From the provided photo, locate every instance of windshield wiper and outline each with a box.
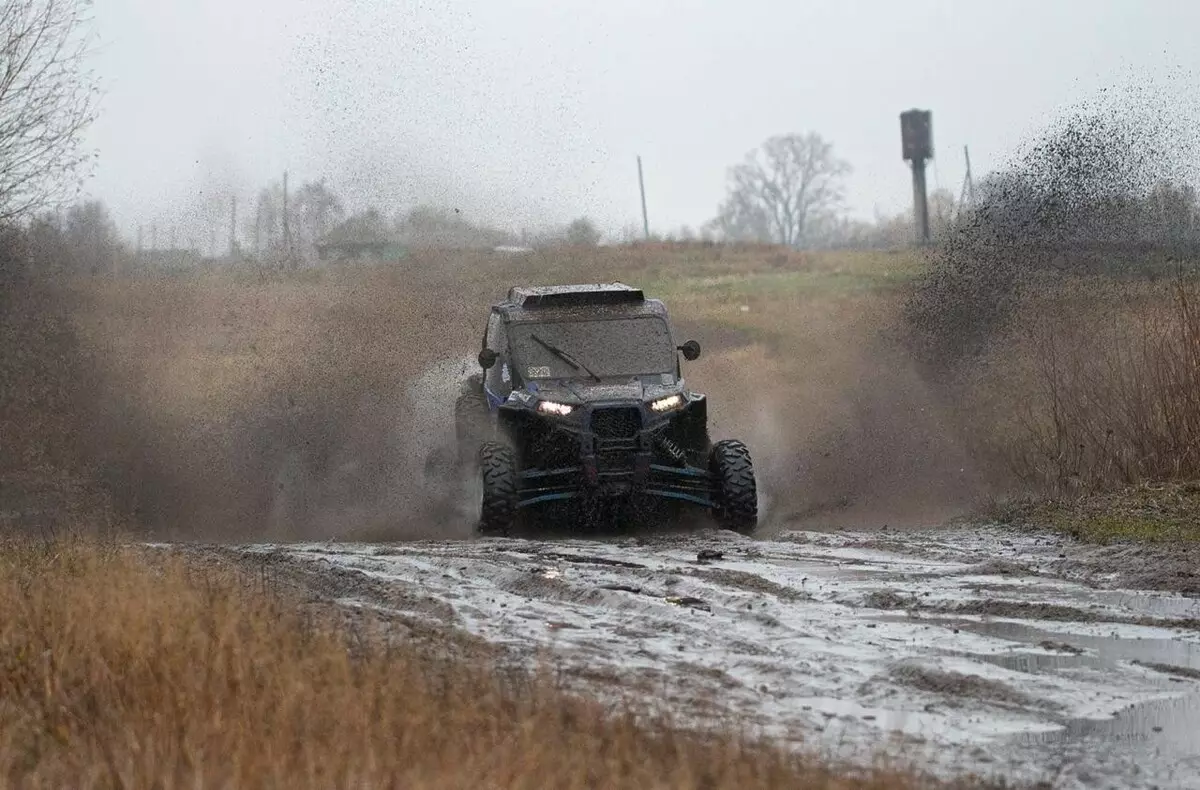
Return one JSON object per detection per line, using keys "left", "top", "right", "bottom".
{"left": 530, "top": 333, "right": 601, "bottom": 382}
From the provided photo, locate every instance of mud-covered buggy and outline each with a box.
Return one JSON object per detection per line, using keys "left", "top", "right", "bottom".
{"left": 453, "top": 283, "right": 758, "bottom": 535}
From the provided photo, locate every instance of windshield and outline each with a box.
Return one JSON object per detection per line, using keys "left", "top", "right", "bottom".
{"left": 508, "top": 318, "right": 675, "bottom": 381}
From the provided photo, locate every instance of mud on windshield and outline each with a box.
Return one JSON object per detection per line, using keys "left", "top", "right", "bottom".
{"left": 508, "top": 317, "right": 676, "bottom": 381}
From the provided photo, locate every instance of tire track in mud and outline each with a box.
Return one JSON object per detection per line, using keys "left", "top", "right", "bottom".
{"left": 231, "top": 527, "right": 1200, "bottom": 790}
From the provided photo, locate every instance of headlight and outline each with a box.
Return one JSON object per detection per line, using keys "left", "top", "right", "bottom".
{"left": 537, "top": 399, "right": 574, "bottom": 416}
{"left": 649, "top": 394, "right": 684, "bottom": 413}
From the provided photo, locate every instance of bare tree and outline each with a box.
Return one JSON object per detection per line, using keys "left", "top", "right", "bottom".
{"left": 292, "top": 179, "right": 345, "bottom": 248}
{"left": 247, "top": 184, "right": 284, "bottom": 255}
{"left": 25, "top": 198, "right": 122, "bottom": 275}
{"left": 564, "top": 217, "right": 600, "bottom": 246}
{"left": 63, "top": 198, "right": 118, "bottom": 273}
{"left": 712, "top": 132, "right": 850, "bottom": 248}
{"left": 0, "top": 0, "right": 97, "bottom": 220}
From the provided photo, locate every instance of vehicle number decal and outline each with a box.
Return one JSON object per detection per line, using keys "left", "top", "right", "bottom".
{"left": 527, "top": 365, "right": 551, "bottom": 379}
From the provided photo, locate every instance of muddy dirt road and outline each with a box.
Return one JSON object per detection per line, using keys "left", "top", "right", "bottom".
{"left": 227, "top": 526, "right": 1200, "bottom": 790}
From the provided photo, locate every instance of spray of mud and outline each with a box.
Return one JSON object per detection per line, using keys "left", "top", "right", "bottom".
{"left": 898, "top": 77, "right": 1200, "bottom": 499}
{"left": 908, "top": 80, "right": 1200, "bottom": 366}
{"left": 691, "top": 318, "right": 989, "bottom": 533}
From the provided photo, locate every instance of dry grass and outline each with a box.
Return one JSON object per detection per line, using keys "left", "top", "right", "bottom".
{"left": 967, "top": 275, "right": 1200, "bottom": 494}
{"left": 0, "top": 533, "right": 951, "bottom": 790}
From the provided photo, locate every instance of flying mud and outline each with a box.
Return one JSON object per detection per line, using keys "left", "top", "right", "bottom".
{"left": 223, "top": 526, "right": 1200, "bottom": 790}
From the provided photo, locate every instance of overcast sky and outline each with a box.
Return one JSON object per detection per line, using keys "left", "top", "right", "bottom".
{"left": 82, "top": 0, "right": 1200, "bottom": 245}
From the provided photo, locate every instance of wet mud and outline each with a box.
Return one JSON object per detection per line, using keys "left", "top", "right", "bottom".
{"left": 214, "top": 526, "right": 1200, "bottom": 789}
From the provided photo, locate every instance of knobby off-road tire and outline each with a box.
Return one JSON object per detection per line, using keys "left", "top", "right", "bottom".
{"left": 455, "top": 392, "right": 491, "bottom": 464}
{"left": 710, "top": 439, "right": 758, "bottom": 535}
{"left": 477, "top": 441, "right": 518, "bottom": 536}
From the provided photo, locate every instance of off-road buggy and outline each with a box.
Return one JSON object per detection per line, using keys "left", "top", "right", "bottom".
{"left": 454, "top": 283, "right": 757, "bottom": 535}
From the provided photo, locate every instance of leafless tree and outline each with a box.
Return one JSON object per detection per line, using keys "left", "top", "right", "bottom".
{"left": 25, "top": 198, "right": 122, "bottom": 274}
{"left": 292, "top": 179, "right": 345, "bottom": 248}
{"left": 712, "top": 132, "right": 850, "bottom": 248}
{"left": 0, "top": 0, "right": 98, "bottom": 221}
{"left": 564, "top": 217, "right": 600, "bottom": 247}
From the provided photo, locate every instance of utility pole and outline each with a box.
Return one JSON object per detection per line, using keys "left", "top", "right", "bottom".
{"left": 900, "top": 109, "right": 934, "bottom": 245}
{"left": 136, "top": 225, "right": 143, "bottom": 258}
{"left": 637, "top": 155, "right": 649, "bottom": 240}
{"left": 957, "top": 145, "right": 976, "bottom": 219}
{"left": 151, "top": 223, "right": 157, "bottom": 252}
{"left": 964, "top": 145, "right": 976, "bottom": 206}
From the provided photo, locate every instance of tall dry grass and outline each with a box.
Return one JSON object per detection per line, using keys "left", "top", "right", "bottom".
{"left": 0, "top": 534, "right": 945, "bottom": 790}
{"left": 969, "top": 275, "right": 1200, "bottom": 493}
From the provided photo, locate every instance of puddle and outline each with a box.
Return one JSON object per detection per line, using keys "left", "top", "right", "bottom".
{"left": 974, "top": 651, "right": 1110, "bottom": 674}
{"left": 958, "top": 618, "right": 1200, "bottom": 672}
{"left": 1019, "top": 692, "right": 1200, "bottom": 752}
{"left": 1091, "top": 589, "right": 1200, "bottom": 619}
{"left": 763, "top": 556, "right": 894, "bottom": 581}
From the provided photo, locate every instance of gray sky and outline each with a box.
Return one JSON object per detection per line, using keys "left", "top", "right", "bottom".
{"left": 82, "top": 0, "right": 1200, "bottom": 245}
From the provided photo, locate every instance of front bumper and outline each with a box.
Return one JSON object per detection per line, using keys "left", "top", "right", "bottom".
{"left": 518, "top": 462, "right": 714, "bottom": 509}
{"left": 505, "top": 401, "right": 714, "bottom": 509}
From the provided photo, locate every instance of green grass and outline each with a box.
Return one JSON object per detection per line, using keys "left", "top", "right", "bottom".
{"left": 640, "top": 249, "right": 924, "bottom": 303}
{"left": 997, "top": 482, "right": 1200, "bottom": 543}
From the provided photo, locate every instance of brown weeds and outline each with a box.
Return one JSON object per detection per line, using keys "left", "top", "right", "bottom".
{"left": 971, "top": 275, "right": 1200, "bottom": 493}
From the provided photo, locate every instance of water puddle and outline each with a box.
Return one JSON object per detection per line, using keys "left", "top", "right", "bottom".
{"left": 1090, "top": 589, "right": 1200, "bottom": 619}
{"left": 974, "top": 650, "right": 1110, "bottom": 674}
{"left": 958, "top": 618, "right": 1200, "bottom": 671}
{"left": 1018, "top": 692, "right": 1200, "bottom": 752}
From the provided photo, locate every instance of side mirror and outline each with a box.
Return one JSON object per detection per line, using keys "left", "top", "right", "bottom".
{"left": 478, "top": 348, "right": 499, "bottom": 370}
{"left": 678, "top": 340, "right": 701, "bottom": 361}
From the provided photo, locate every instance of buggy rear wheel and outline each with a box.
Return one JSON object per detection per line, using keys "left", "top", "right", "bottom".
{"left": 710, "top": 439, "right": 757, "bottom": 535}
{"left": 477, "top": 441, "right": 518, "bottom": 536}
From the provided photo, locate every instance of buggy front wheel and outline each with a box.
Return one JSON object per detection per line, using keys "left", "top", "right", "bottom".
{"left": 710, "top": 439, "right": 758, "bottom": 535}
{"left": 477, "top": 441, "right": 518, "bottom": 536}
